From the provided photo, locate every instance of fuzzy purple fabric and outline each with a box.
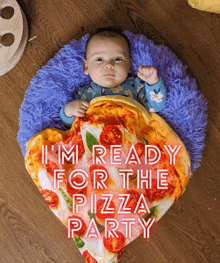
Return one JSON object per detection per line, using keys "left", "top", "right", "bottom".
{"left": 17, "top": 31, "right": 207, "bottom": 173}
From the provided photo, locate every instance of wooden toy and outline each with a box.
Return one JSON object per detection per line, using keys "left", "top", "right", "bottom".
{"left": 0, "top": 0, "right": 28, "bottom": 76}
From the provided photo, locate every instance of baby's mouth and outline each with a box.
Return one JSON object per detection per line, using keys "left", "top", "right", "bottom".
{"left": 104, "top": 74, "right": 115, "bottom": 78}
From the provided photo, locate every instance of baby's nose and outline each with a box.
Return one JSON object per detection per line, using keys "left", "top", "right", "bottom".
{"left": 105, "top": 61, "right": 114, "bottom": 68}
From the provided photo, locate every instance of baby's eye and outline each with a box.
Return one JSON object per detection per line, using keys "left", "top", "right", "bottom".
{"left": 96, "top": 58, "right": 103, "bottom": 62}
{"left": 115, "top": 57, "right": 122, "bottom": 62}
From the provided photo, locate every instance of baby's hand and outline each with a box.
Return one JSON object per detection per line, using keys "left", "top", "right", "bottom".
{"left": 137, "top": 65, "right": 159, "bottom": 85}
{"left": 64, "top": 100, "right": 90, "bottom": 117}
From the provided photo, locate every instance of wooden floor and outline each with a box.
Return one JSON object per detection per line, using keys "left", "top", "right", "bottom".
{"left": 1, "top": 0, "right": 220, "bottom": 262}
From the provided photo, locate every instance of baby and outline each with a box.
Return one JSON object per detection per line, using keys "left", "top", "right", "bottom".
{"left": 60, "top": 28, "right": 167, "bottom": 126}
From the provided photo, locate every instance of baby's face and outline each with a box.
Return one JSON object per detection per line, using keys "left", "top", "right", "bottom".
{"left": 84, "top": 36, "right": 131, "bottom": 88}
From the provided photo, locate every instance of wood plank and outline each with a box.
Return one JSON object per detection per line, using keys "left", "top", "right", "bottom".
{"left": 0, "top": 0, "right": 219, "bottom": 262}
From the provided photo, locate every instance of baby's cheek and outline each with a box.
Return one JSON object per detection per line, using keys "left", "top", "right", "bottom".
{"left": 90, "top": 68, "right": 102, "bottom": 83}
{"left": 92, "top": 67, "right": 102, "bottom": 76}
{"left": 120, "top": 68, "right": 129, "bottom": 80}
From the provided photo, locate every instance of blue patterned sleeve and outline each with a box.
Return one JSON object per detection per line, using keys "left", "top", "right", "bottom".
{"left": 135, "top": 76, "right": 167, "bottom": 112}
{"left": 59, "top": 87, "right": 82, "bottom": 127}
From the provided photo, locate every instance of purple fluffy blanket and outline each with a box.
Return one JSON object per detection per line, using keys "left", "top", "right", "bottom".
{"left": 17, "top": 31, "right": 207, "bottom": 173}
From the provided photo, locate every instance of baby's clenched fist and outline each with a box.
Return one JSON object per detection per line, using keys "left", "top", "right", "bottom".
{"left": 64, "top": 100, "right": 90, "bottom": 117}
{"left": 137, "top": 65, "right": 159, "bottom": 85}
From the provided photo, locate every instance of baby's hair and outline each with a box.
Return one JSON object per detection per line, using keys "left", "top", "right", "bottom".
{"left": 85, "top": 27, "right": 131, "bottom": 58}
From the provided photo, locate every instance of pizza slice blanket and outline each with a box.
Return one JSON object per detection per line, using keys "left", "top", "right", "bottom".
{"left": 25, "top": 96, "right": 191, "bottom": 263}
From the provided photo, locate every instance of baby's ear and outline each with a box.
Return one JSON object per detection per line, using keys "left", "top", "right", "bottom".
{"left": 83, "top": 59, "right": 89, "bottom": 75}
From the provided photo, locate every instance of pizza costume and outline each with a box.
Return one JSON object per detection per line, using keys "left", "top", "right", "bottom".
{"left": 25, "top": 96, "right": 191, "bottom": 263}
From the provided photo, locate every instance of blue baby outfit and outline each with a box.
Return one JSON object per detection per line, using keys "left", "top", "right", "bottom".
{"left": 60, "top": 76, "right": 166, "bottom": 126}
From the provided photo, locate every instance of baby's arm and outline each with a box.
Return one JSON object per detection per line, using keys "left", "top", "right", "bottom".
{"left": 60, "top": 89, "right": 89, "bottom": 127}
{"left": 136, "top": 66, "right": 167, "bottom": 112}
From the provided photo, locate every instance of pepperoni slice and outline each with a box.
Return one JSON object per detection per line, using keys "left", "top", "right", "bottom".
{"left": 89, "top": 164, "right": 110, "bottom": 188}
{"left": 125, "top": 189, "right": 141, "bottom": 213}
{"left": 145, "top": 178, "right": 174, "bottom": 201}
{"left": 68, "top": 215, "right": 87, "bottom": 235}
{"left": 41, "top": 189, "right": 59, "bottom": 208}
{"left": 46, "top": 160, "right": 59, "bottom": 176}
{"left": 67, "top": 175, "right": 87, "bottom": 198}
{"left": 103, "top": 231, "right": 125, "bottom": 253}
{"left": 69, "top": 134, "right": 85, "bottom": 159}
{"left": 96, "top": 199, "right": 116, "bottom": 219}
{"left": 100, "top": 125, "right": 122, "bottom": 148}
{"left": 82, "top": 250, "right": 98, "bottom": 263}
